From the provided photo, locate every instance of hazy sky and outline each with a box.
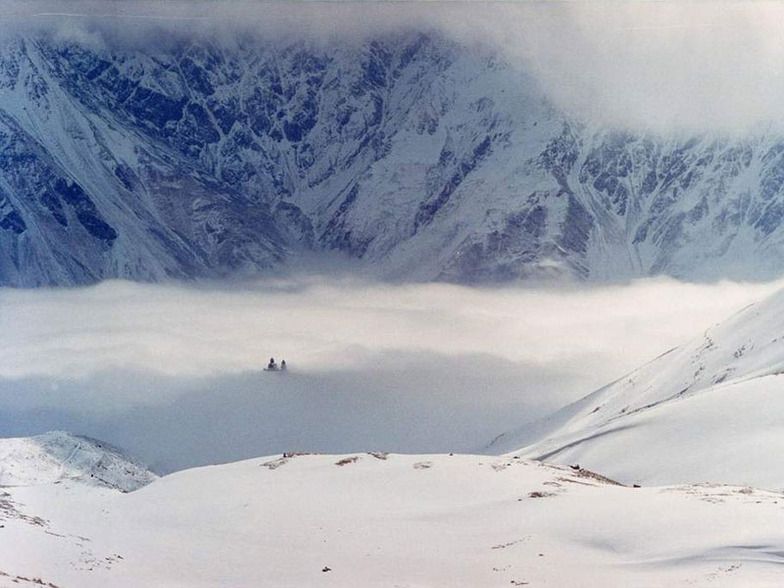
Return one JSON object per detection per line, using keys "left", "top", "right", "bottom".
{"left": 0, "top": 277, "right": 781, "bottom": 472}
{"left": 2, "top": 1, "right": 783, "bottom": 135}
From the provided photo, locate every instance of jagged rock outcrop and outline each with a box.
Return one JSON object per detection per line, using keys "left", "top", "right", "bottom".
{"left": 2, "top": 30, "right": 784, "bottom": 285}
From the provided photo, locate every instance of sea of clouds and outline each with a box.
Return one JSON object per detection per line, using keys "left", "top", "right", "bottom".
{"left": 0, "top": 0, "right": 782, "bottom": 471}
{"left": 0, "top": 276, "right": 780, "bottom": 473}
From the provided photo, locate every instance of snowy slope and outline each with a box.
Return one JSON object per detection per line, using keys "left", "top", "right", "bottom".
{"left": 5, "top": 29, "right": 784, "bottom": 284}
{"left": 3, "top": 450, "right": 784, "bottom": 587}
{"left": 0, "top": 431, "right": 156, "bottom": 492}
{"left": 500, "top": 286, "right": 784, "bottom": 489}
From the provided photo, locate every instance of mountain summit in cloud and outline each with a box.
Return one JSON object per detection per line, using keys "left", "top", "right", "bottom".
{"left": 4, "top": 6, "right": 784, "bottom": 285}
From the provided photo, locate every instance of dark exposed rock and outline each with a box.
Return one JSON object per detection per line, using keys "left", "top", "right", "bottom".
{"left": 0, "top": 30, "right": 783, "bottom": 287}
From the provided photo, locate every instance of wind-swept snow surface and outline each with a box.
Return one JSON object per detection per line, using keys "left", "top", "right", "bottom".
{"left": 504, "top": 286, "right": 784, "bottom": 489}
{"left": 2, "top": 450, "right": 784, "bottom": 587}
{"left": 2, "top": 282, "right": 784, "bottom": 585}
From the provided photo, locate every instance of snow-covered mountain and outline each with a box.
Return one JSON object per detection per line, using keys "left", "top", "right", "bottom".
{"left": 3, "top": 447, "right": 784, "bottom": 587}
{"left": 0, "top": 431, "right": 156, "bottom": 491}
{"left": 496, "top": 286, "right": 784, "bottom": 489}
{"left": 5, "top": 29, "right": 784, "bottom": 285}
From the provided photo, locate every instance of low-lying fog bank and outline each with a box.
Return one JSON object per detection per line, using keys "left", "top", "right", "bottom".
{"left": 0, "top": 276, "right": 780, "bottom": 473}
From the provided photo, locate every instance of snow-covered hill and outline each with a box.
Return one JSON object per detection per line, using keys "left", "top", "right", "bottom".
{"left": 2, "top": 449, "right": 784, "bottom": 587}
{"left": 5, "top": 28, "right": 784, "bottom": 284}
{"left": 0, "top": 431, "right": 156, "bottom": 492}
{"left": 499, "top": 286, "right": 784, "bottom": 489}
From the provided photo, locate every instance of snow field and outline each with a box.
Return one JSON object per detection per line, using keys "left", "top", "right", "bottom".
{"left": 2, "top": 452, "right": 784, "bottom": 587}
{"left": 509, "top": 286, "right": 784, "bottom": 489}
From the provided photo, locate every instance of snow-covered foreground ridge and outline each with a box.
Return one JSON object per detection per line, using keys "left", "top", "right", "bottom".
{"left": 3, "top": 447, "right": 784, "bottom": 587}
{"left": 0, "top": 431, "right": 156, "bottom": 491}
{"left": 500, "top": 285, "right": 784, "bottom": 489}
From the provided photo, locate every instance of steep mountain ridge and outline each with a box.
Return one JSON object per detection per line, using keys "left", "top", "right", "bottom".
{"left": 3, "top": 30, "right": 784, "bottom": 285}
{"left": 498, "top": 287, "right": 784, "bottom": 488}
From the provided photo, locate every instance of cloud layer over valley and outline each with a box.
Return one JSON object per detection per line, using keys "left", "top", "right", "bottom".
{"left": 0, "top": 277, "right": 780, "bottom": 472}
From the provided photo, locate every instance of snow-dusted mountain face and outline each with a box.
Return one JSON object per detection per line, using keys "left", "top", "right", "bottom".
{"left": 498, "top": 287, "right": 784, "bottom": 489}
{"left": 0, "top": 431, "right": 156, "bottom": 491}
{"left": 4, "top": 28, "right": 784, "bottom": 285}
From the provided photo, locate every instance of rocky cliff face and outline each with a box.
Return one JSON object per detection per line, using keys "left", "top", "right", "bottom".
{"left": 1, "top": 30, "right": 784, "bottom": 286}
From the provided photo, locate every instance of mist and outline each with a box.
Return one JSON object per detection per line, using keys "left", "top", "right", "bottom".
{"left": 1, "top": 277, "right": 781, "bottom": 473}
{"left": 1, "top": 1, "right": 783, "bottom": 472}
{"left": 1, "top": 1, "right": 783, "bottom": 136}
